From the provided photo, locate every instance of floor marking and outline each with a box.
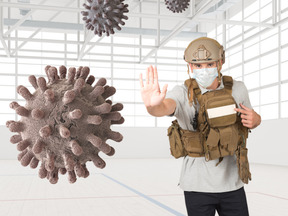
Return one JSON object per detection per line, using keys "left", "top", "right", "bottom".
{"left": 102, "top": 173, "right": 185, "bottom": 216}
{"left": 247, "top": 192, "right": 288, "bottom": 201}
{"left": 0, "top": 194, "right": 183, "bottom": 202}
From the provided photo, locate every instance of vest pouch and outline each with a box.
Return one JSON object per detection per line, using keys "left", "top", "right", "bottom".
{"left": 205, "top": 97, "right": 237, "bottom": 128}
{"left": 235, "top": 147, "right": 252, "bottom": 184}
{"left": 218, "top": 124, "right": 238, "bottom": 157}
{"left": 206, "top": 128, "right": 221, "bottom": 160}
{"left": 181, "top": 130, "right": 203, "bottom": 156}
{"left": 167, "top": 120, "right": 187, "bottom": 159}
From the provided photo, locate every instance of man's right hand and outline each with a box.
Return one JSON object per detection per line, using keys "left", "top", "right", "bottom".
{"left": 139, "top": 65, "right": 168, "bottom": 108}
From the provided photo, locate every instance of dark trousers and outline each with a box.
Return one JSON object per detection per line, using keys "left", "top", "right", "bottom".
{"left": 184, "top": 187, "right": 249, "bottom": 216}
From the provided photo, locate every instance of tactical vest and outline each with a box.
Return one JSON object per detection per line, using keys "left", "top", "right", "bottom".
{"left": 167, "top": 76, "right": 252, "bottom": 184}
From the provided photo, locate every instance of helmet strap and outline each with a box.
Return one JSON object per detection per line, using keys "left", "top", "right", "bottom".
{"left": 217, "top": 60, "right": 222, "bottom": 85}
{"left": 187, "top": 64, "right": 191, "bottom": 79}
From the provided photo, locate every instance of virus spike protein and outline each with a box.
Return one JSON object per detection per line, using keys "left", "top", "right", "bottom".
{"left": 164, "top": 0, "right": 190, "bottom": 13}
{"left": 81, "top": 0, "right": 129, "bottom": 37}
{"left": 7, "top": 65, "right": 124, "bottom": 184}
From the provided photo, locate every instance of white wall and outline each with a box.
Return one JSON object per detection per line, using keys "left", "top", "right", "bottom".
{"left": 246, "top": 118, "right": 288, "bottom": 166}
{"left": 1, "top": 119, "right": 288, "bottom": 166}
{"left": 0, "top": 126, "right": 170, "bottom": 160}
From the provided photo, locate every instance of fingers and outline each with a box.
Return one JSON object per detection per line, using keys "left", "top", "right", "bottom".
{"left": 235, "top": 107, "right": 248, "bottom": 115}
{"left": 154, "top": 66, "right": 161, "bottom": 91}
{"left": 239, "top": 112, "right": 253, "bottom": 128}
{"left": 235, "top": 103, "right": 251, "bottom": 114}
{"left": 146, "top": 67, "right": 150, "bottom": 86}
{"left": 241, "top": 114, "right": 247, "bottom": 119}
{"left": 242, "top": 120, "right": 252, "bottom": 128}
{"left": 236, "top": 104, "right": 257, "bottom": 129}
{"left": 154, "top": 66, "right": 158, "bottom": 84}
{"left": 241, "top": 118, "right": 251, "bottom": 124}
{"left": 242, "top": 123, "right": 251, "bottom": 128}
{"left": 239, "top": 103, "right": 250, "bottom": 111}
{"left": 161, "top": 84, "right": 168, "bottom": 96}
{"left": 139, "top": 73, "right": 144, "bottom": 88}
{"left": 143, "top": 65, "right": 162, "bottom": 91}
{"left": 149, "top": 65, "right": 154, "bottom": 85}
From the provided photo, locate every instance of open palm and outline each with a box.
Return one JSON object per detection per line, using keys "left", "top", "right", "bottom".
{"left": 139, "top": 66, "right": 168, "bottom": 107}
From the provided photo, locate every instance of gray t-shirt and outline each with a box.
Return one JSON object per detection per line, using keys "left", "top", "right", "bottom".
{"left": 166, "top": 78, "right": 252, "bottom": 193}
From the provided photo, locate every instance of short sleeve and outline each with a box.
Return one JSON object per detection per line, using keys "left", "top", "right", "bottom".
{"left": 232, "top": 80, "right": 253, "bottom": 110}
{"left": 165, "top": 85, "right": 186, "bottom": 118}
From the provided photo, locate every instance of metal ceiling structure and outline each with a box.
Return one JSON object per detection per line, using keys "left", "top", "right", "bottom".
{"left": 0, "top": 0, "right": 286, "bottom": 63}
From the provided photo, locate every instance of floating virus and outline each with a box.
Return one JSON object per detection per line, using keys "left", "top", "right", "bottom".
{"left": 6, "top": 65, "right": 124, "bottom": 184}
{"left": 164, "top": 0, "right": 190, "bottom": 13}
{"left": 81, "top": 0, "right": 129, "bottom": 37}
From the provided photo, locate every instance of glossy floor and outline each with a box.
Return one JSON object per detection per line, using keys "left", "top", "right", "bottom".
{"left": 0, "top": 159, "right": 287, "bottom": 216}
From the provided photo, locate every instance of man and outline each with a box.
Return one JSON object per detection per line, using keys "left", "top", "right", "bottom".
{"left": 139, "top": 37, "right": 261, "bottom": 216}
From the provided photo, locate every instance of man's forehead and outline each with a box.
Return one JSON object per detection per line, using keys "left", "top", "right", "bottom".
{"left": 191, "top": 61, "right": 217, "bottom": 65}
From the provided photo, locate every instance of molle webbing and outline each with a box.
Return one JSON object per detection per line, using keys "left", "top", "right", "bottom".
{"left": 185, "top": 73, "right": 228, "bottom": 106}
{"left": 223, "top": 75, "right": 233, "bottom": 95}
{"left": 168, "top": 76, "right": 252, "bottom": 184}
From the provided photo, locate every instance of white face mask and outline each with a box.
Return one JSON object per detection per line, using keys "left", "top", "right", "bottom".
{"left": 192, "top": 67, "right": 218, "bottom": 89}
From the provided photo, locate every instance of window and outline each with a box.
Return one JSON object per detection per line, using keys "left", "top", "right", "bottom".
{"left": 261, "top": 103, "right": 278, "bottom": 120}
{"left": 281, "top": 102, "right": 288, "bottom": 118}
{"left": 260, "top": 51, "right": 278, "bottom": 69}
{"left": 281, "top": 83, "right": 288, "bottom": 101}
{"left": 244, "top": 43, "right": 259, "bottom": 60}
{"left": 249, "top": 90, "right": 260, "bottom": 107}
{"left": 260, "top": 65, "right": 278, "bottom": 86}
{"left": 260, "top": 86, "right": 278, "bottom": 105}
{"left": 244, "top": 72, "right": 259, "bottom": 90}
{"left": 281, "top": 61, "right": 288, "bottom": 81}
{"left": 244, "top": 59, "right": 260, "bottom": 74}
{"left": 260, "top": 34, "right": 278, "bottom": 54}
{"left": 281, "top": 29, "right": 288, "bottom": 45}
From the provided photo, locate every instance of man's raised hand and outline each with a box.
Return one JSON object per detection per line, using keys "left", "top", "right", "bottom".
{"left": 139, "top": 65, "right": 168, "bottom": 107}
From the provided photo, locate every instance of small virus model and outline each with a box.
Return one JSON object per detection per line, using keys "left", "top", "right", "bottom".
{"left": 6, "top": 65, "right": 124, "bottom": 184}
{"left": 164, "top": 0, "right": 190, "bottom": 13}
{"left": 81, "top": 0, "right": 129, "bottom": 37}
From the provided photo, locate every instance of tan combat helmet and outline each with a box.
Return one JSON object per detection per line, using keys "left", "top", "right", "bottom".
{"left": 184, "top": 37, "right": 225, "bottom": 65}
{"left": 184, "top": 37, "right": 225, "bottom": 84}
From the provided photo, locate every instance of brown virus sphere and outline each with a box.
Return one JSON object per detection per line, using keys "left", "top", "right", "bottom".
{"left": 6, "top": 65, "right": 124, "bottom": 184}
{"left": 81, "top": 0, "right": 129, "bottom": 37}
{"left": 164, "top": 0, "right": 190, "bottom": 13}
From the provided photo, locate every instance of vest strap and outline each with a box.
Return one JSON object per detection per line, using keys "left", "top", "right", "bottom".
{"left": 222, "top": 75, "right": 233, "bottom": 95}
{"left": 185, "top": 74, "right": 233, "bottom": 105}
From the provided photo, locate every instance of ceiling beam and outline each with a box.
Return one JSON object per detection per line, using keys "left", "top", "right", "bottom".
{"left": 0, "top": 35, "right": 10, "bottom": 57}
{"left": 0, "top": 5, "right": 10, "bottom": 57}
{"left": 197, "top": 18, "right": 273, "bottom": 28}
{"left": 4, "top": 0, "right": 47, "bottom": 37}
{"left": 78, "top": 31, "right": 95, "bottom": 61}
{"left": 79, "top": 37, "right": 105, "bottom": 60}
{"left": 0, "top": 53, "right": 184, "bottom": 67}
{"left": 3, "top": 18, "right": 205, "bottom": 38}
{"left": 5, "top": 36, "right": 193, "bottom": 51}
{"left": 0, "top": 2, "right": 80, "bottom": 13}
{"left": 78, "top": 2, "right": 140, "bottom": 61}
{"left": 0, "top": 2, "right": 189, "bottom": 21}
{"left": 226, "top": 16, "right": 288, "bottom": 51}
{"left": 11, "top": 0, "right": 76, "bottom": 55}
{"left": 140, "top": 0, "right": 221, "bottom": 63}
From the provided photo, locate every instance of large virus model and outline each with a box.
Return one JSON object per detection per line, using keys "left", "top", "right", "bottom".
{"left": 164, "top": 0, "right": 190, "bottom": 13}
{"left": 81, "top": 0, "right": 129, "bottom": 37}
{"left": 6, "top": 65, "right": 124, "bottom": 184}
